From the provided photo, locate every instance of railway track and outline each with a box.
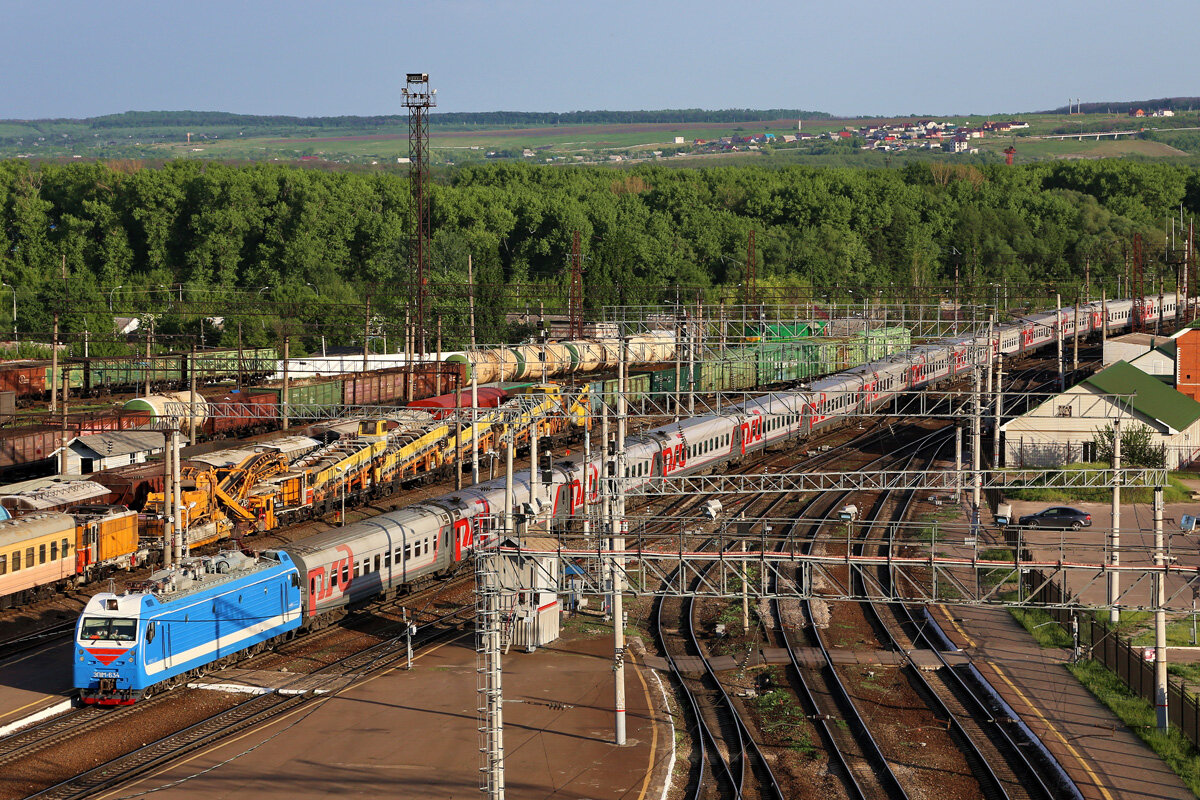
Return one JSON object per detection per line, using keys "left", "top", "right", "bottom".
{"left": 647, "top": 426, "right": 900, "bottom": 800}
{"left": 843, "top": 427, "right": 1077, "bottom": 799}
{"left": 865, "top": 452, "right": 1080, "bottom": 800}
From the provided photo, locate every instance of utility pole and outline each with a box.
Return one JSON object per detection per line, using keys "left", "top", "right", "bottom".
{"left": 971, "top": 366, "right": 982, "bottom": 531}
{"left": 282, "top": 336, "right": 290, "bottom": 430}
{"left": 469, "top": 255, "right": 480, "bottom": 486}
{"left": 1154, "top": 485, "right": 1168, "bottom": 731}
{"left": 1073, "top": 297, "right": 1080, "bottom": 374}
{"left": 993, "top": 357, "right": 1003, "bottom": 467}
{"left": 162, "top": 431, "right": 174, "bottom": 569}
{"left": 188, "top": 343, "right": 197, "bottom": 447}
{"left": 1110, "top": 417, "right": 1121, "bottom": 625}
{"left": 363, "top": 295, "right": 371, "bottom": 372}
{"left": 59, "top": 366, "right": 69, "bottom": 474}
{"left": 1055, "top": 292, "right": 1064, "bottom": 391}
{"left": 172, "top": 430, "right": 183, "bottom": 562}
{"left": 954, "top": 424, "right": 963, "bottom": 502}
{"left": 612, "top": 334, "right": 628, "bottom": 746}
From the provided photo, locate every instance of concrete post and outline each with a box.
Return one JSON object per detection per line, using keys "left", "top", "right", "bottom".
{"left": 162, "top": 431, "right": 174, "bottom": 569}
{"left": 954, "top": 425, "right": 963, "bottom": 502}
{"left": 1110, "top": 417, "right": 1121, "bottom": 625}
{"left": 612, "top": 335, "right": 627, "bottom": 746}
{"left": 172, "top": 430, "right": 183, "bottom": 561}
{"left": 1155, "top": 486, "right": 1168, "bottom": 730}
{"left": 993, "top": 358, "right": 1003, "bottom": 467}
{"left": 972, "top": 367, "right": 982, "bottom": 528}
{"left": 1056, "top": 292, "right": 1064, "bottom": 391}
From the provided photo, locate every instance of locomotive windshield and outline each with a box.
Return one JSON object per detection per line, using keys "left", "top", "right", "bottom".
{"left": 80, "top": 617, "right": 138, "bottom": 642}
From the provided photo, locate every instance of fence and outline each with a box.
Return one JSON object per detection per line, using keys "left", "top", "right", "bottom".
{"left": 1023, "top": 568, "right": 1200, "bottom": 747}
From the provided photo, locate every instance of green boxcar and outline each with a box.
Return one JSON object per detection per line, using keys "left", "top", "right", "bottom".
{"left": 757, "top": 342, "right": 813, "bottom": 385}
{"left": 854, "top": 326, "right": 911, "bottom": 362}
{"left": 189, "top": 347, "right": 278, "bottom": 380}
{"left": 697, "top": 346, "right": 756, "bottom": 393}
{"left": 744, "top": 320, "right": 826, "bottom": 342}
{"left": 257, "top": 378, "right": 345, "bottom": 413}
{"left": 47, "top": 363, "right": 84, "bottom": 390}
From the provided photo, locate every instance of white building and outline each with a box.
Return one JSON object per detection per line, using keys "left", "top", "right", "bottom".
{"left": 1002, "top": 361, "right": 1200, "bottom": 469}
{"left": 496, "top": 535, "right": 562, "bottom": 650}
{"left": 65, "top": 431, "right": 181, "bottom": 475}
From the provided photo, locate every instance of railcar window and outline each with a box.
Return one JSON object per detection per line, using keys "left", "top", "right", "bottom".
{"left": 39, "top": 544, "right": 46, "bottom": 564}
{"left": 395, "top": 548, "right": 403, "bottom": 563}
{"left": 342, "top": 564, "right": 350, "bottom": 583}
{"left": 26, "top": 547, "right": 33, "bottom": 567}
{"left": 80, "top": 617, "right": 137, "bottom": 642}
{"left": 12, "top": 550, "right": 20, "bottom": 570}
{"left": 51, "top": 541, "right": 57, "bottom": 560}
{"left": 374, "top": 555, "right": 381, "bottom": 572}
{"left": 405, "top": 544, "right": 412, "bottom": 561}
{"left": 0, "top": 554, "right": 5, "bottom": 575}
{"left": 61, "top": 538, "right": 69, "bottom": 555}
{"left": 331, "top": 570, "right": 339, "bottom": 588}
{"left": 385, "top": 551, "right": 392, "bottom": 568}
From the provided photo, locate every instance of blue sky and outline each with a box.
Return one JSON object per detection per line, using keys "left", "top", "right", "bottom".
{"left": 3, "top": 0, "right": 1195, "bottom": 119}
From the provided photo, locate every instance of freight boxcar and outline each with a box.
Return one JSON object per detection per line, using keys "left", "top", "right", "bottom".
{"left": 88, "top": 463, "right": 166, "bottom": 512}
{"left": 0, "top": 361, "right": 48, "bottom": 400}
{"left": 254, "top": 378, "right": 345, "bottom": 414}
{"left": 203, "top": 391, "right": 278, "bottom": 438}
{"left": 0, "top": 426, "right": 64, "bottom": 482}
{"left": 695, "top": 346, "right": 757, "bottom": 394}
{"left": 408, "top": 387, "right": 508, "bottom": 420}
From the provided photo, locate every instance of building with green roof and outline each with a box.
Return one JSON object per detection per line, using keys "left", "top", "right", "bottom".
{"left": 1001, "top": 360, "right": 1200, "bottom": 469}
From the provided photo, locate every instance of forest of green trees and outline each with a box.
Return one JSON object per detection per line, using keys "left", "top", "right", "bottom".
{"left": 0, "top": 157, "right": 1197, "bottom": 356}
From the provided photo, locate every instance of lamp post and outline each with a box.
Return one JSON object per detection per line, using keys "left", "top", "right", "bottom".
{"left": 257, "top": 286, "right": 271, "bottom": 297}
{"left": 0, "top": 283, "right": 14, "bottom": 341}
{"left": 108, "top": 285, "right": 122, "bottom": 312}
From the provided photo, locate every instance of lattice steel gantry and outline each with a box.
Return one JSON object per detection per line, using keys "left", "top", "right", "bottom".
{"left": 402, "top": 72, "right": 436, "bottom": 357}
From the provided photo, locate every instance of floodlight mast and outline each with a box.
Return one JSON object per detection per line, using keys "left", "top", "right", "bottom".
{"left": 402, "top": 72, "right": 436, "bottom": 357}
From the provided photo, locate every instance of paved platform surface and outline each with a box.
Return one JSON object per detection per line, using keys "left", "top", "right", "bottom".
{"left": 0, "top": 638, "right": 74, "bottom": 735}
{"left": 98, "top": 630, "right": 670, "bottom": 800}
{"left": 942, "top": 603, "right": 1195, "bottom": 800}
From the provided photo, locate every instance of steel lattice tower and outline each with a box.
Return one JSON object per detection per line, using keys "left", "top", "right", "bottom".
{"left": 403, "top": 73, "right": 436, "bottom": 356}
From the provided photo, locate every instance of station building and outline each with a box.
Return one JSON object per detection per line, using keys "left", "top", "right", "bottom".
{"left": 1001, "top": 360, "right": 1200, "bottom": 469}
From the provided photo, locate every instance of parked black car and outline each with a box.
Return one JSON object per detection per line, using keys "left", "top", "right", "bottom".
{"left": 1017, "top": 506, "right": 1092, "bottom": 530}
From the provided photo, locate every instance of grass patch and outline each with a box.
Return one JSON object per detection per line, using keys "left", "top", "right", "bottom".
{"left": 1004, "top": 463, "right": 1191, "bottom": 504}
{"left": 750, "top": 668, "right": 817, "bottom": 756}
{"left": 1169, "top": 663, "right": 1200, "bottom": 685}
{"left": 1068, "top": 659, "right": 1200, "bottom": 795}
{"left": 1130, "top": 615, "right": 1200, "bottom": 648}
{"left": 1002, "top": 590, "right": 1074, "bottom": 648}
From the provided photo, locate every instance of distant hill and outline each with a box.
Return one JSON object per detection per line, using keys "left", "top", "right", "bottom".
{"left": 1042, "top": 97, "right": 1200, "bottom": 115}
{"left": 0, "top": 108, "right": 831, "bottom": 132}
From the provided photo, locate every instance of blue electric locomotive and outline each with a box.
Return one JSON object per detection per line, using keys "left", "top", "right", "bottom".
{"left": 74, "top": 549, "right": 302, "bottom": 704}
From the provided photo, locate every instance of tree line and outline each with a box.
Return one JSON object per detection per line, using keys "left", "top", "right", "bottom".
{"left": 0, "top": 157, "right": 1197, "bottom": 357}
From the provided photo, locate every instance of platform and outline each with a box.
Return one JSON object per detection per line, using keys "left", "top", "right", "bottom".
{"left": 0, "top": 637, "right": 75, "bottom": 736}
{"left": 98, "top": 629, "right": 670, "bottom": 800}
{"left": 188, "top": 668, "right": 356, "bottom": 696}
